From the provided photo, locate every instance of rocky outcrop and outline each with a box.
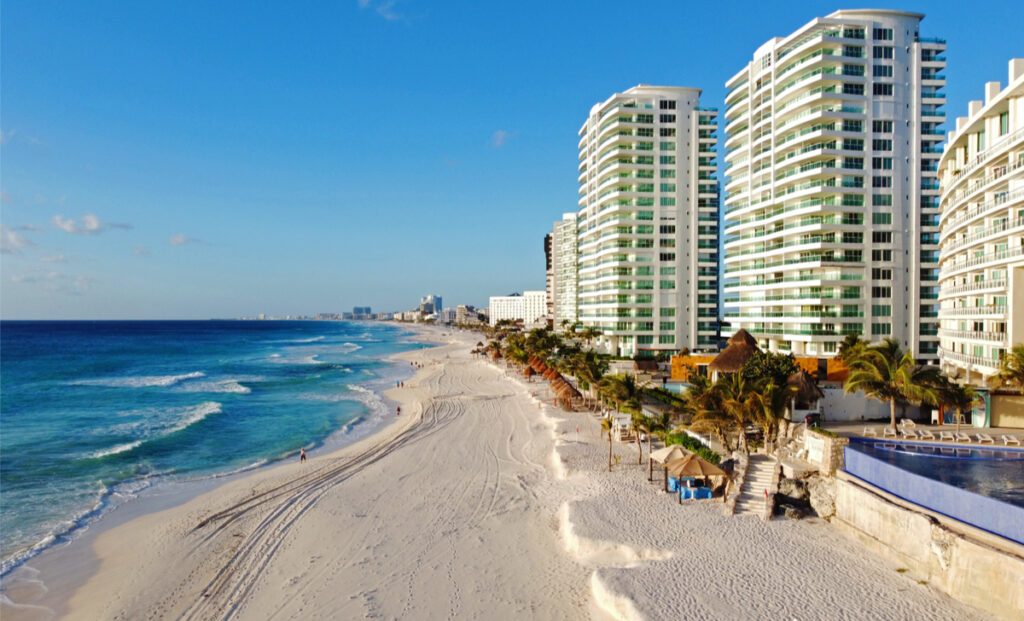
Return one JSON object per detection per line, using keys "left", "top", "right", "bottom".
{"left": 806, "top": 475, "right": 837, "bottom": 520}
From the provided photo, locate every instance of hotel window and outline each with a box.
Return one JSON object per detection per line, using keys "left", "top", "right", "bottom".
{"left": 660, "top": 307, "right": 675, "bottom": 317}
{"left": 660, "top": 266, "right": 676, "bottom": 276}
{"left": 977, "top": 129, "right": 986, "bottom": 151}
{"left": 873, "top": 83, "right": 894, "bottom": 96}
{"left": 659, "top": 100, "right": 676, "bottom": 110}
{"left": 1000, "top": 111, "right": 1009, "bottom": 135}
{"left": 872, "top": 231, "right": 893, "bottom": 244}
{"left": 843, "top": 138, "right": 864, "bottom": 151}
{"left": 872, "top": 268, "right": 892, "bottom": 280}
{"left": 660, "top": 321, "right": 675, "bottom": 330}
{"left": 872, "top": 212, "right": 892, "bottom": 225}
{"left": 872, "top": 157, "right": 893, "bottom": 170}
{"left": 872, "top": 120, "right": 893, "bottom": 133}
{"left": 659, "top": 127, "right": 676, "bottom": 137}
{"left": 871, "top": 323, "right": 892, "bottom": 335}
{"left": 660, "top": 238, "right": 675, "bottom": 247}
{"left": 872, "top": 305, "right": 892, "bottom": 316}
{"left": 660, "top": 169, "right": 675, "bottom": 178}
{"left": 659, "top": 334, "right": 675, "bottom": 344}
{"left": 659, "top": 225, "right": 675, "bottom": 234}
{"left": 660, "top": 183, "right": 676, "bottom": 192}
{"left": 660, "top": 114, "right": 676, "bottom": 123}
{"left": 660, "top": 197, "right": 676, "bottom": 206}
{"left": 844, "top": 157, "right": 864, "bottom": 169}
{"left": 872, "top": 286, "right": 892, "bottom": 298}
{"left": 842, "top": 120, "right": 863, "bottom": 132}
{"left": 872, "top": 249, "right": 893, "bottom": 261}
{"left": 843, "top": 83, "right": 865, "bottom": 95}
{"left": 872, "top": 65, "right": 893, "bottom": 77}
{"left": 872, "top": 28, "right": 893, "bottom": 40}
{"left": 872, "top": 138, "right": 893, "bottom": 151}
{"left": 872, "top": 176, "right": 892, "bottom": 188}
{"left": 660, "top": 141, "right": 675, "bottom": 151}
{"left": 637, "top": 114, "right": 653, "bottom": 123}
{"left": 637, "top": 127, "right": 654, "bottom": 137}
{"left": 659, "top": 252, "right": 675, "bottom": 260}
{"left": 660, "top": 155, "right": 676, "bottom": 165}
{"left": 843, "top": 27, "right": 865, "bottom": 39}
{"left": 659, "top": 280, "right": 676, "bottom": 289}
{"left": 873, "top": 46, "right": 894, "bottom": 59}
{"left": 843, "top": 64, "right": 865, "bottom": 76}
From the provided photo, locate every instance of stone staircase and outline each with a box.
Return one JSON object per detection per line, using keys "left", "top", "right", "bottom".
{"left": 734, "top": 455, "right": 775, "bottom": 517}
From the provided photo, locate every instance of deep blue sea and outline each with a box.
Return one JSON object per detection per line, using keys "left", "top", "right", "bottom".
{"left": 0, "top": 320, "right": 425, "bottom": 574}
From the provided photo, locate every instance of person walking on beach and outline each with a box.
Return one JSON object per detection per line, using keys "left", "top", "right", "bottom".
{"left": 397, "top": 406, "right": 401, "bottom": 416}
{"left": 300, "top": 447, "right": 306, "bottom": 463}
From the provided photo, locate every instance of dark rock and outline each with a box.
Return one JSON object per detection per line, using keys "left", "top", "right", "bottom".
{"left": 779, "top": 477, "right": 808, "bottom": 500}
{"left": 784, "top": 506, "right": 805, "bottom": 520}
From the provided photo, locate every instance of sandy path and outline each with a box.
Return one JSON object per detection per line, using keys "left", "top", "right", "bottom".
{"left": 62, "top": 331, "right": 592, "bottom": 620}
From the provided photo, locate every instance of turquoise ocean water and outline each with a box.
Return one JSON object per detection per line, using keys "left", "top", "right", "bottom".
{"left": 0, "top": 320, "right": 424, "bottom": 575}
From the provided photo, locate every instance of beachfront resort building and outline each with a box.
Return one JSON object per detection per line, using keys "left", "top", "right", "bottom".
{"left": 722, "top": 9, "right": 946, "bottom": 360}
{"left": 551, "top": 212, "right": 579, "bottom": 329}
{"left": 937, "top": 58, "right": 1024, "bottom": 387}
{"left": 575, "top": 85, "right": 719, "bottom": 357}
{"left": 488, "top": 291, "right": 548, "bottom": 327}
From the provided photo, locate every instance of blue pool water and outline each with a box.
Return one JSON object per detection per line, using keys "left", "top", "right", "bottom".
{"left": 0, "top": 320, "right": 426, "bottom": 574}
{"left": 847, "top": 439, "right": 1024, "bottom": 508}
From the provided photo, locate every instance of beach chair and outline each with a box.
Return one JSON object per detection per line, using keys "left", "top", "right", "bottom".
{"left": 976, "top": 433, "right": 995, "bottom": 444}
{"left": 668, "top": 477, "right": 680, "bottom": 493}
{"left": 917, "top": 429, "right": 935, "bottom": 441}
{"left": 900, "top": 428, "right": 919, "bottom": 440}
{"left": 694, "top": 487, "right": 713, "bottom": 500}
{"left": 1001, "top": 435, "right": 1021, "bottom": 446}
{"left": 882, "top": 427, "right": 898, "bottom": 438}
{"left": 863, "top": 426, "right": 878, "bottom": 437}
{"left": 900, "top": 418, "right": 917, "bottom": 428}
{"left": 954, "top": 433, "right": 972, "bottom": 443}
{"left": 938, "top": 431, "right": 955, "bottom": 442}
{"left": 679, "top": 487, "right": 694, "bottom": 500}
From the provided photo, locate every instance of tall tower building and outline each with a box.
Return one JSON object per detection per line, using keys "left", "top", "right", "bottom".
{"left": 938, "top": 58, "right": 1024, "bottom": 385}
{"left": 576, "top": 85, "right": 719, "bottom": 357}
{"left": 551, "top": 213, "right": 579, "bottom": 330}
{"left": 722, "top": 9, "right": 946, "bottom": 360}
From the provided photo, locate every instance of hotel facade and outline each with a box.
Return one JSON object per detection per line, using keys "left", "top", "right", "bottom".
{"left": 938, "top": 59, "right": 1024, "bottom": 385}
{"left": 551, "top": 213, "right": 579, "bottom": 330}
{"left": 722, "top": 9, "right": 945, "bottom": 360}
{"left": 573, "top": 85, "right": 719, "bottom": 357}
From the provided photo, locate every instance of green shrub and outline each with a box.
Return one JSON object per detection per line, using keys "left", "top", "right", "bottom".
{"left": 665, "top": 432, "right": 721, "bottom": 464}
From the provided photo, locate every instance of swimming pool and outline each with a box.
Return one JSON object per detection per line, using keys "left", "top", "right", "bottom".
{"left": 847, "top": 439, "right": 1024, "bottom": 508}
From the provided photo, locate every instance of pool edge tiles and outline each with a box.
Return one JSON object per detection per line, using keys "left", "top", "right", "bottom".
{"left": 843, "top": 444, "right": 1024, "bottom": 545}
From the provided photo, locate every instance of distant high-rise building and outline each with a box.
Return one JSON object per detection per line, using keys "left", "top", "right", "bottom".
{"left": 419, "top": 294, "right": 442, "bottom": 315}
{"left": 938, "top": 58, "right": 1024, "bottom": 384}
{"left": 722, "top": 9, "right": 946, "bottom": 360}
{"left": 353, "top": 306, "right": 371, "bottom": 316}
{"left": 544, "top": 233, "right": 555, "bottom": 322}
{"left": 576, "top": 85, "right": 719, "bottom": 357}
{"left": 488, "top": 291, "right": 547, "bottom": 326}
{"left": 551, "top": 213, "right": 578, "bottom": 330}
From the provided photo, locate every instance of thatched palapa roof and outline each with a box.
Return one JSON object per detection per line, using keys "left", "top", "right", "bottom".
{"left": 787, "top": 369, "right": 823, "bottom": 408}
{"left": 709, "top": 329, "right": 760, "bottom": 373}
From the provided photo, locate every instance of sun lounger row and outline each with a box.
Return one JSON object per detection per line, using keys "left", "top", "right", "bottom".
{"left": 862, "top": 427, "right": 1021, "bottom": 446}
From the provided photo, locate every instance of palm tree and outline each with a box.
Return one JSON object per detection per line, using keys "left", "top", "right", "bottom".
{"left": 836, "top": 334, "right": 869, "bottom": 365}
{"left": 988, "top": 344, "right": 1024, "bottom": 395}
{"left": 844, "top": 338, "right": 943, "bottom": 430}
{"left": 714, "top": 372, "right": 756, "bottom": 454}
{"left": 579, "top": 325, "right": 602, "bottom": 348}
{"left": 935, "top": 379, "right": 979, "bottom": 435}
{"left": 598, "top": 374, "right": 641, "bottom": 414}
{"left": 600, "top": 417, "right": 614, "bottom": 471}
{"left": 643, "top": 411, "right": 671, "bottom": 481}
{"left": 629, "top": 412, "right": 645, "bottom": 465}
{"left": 746, "top": 382, "right": 798, "bottom": 454}
{"left": 685, "top": 377, "right": 736, "bottom": 453}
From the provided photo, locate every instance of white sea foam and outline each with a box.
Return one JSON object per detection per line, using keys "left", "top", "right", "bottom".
{"left": 289, "top": 336, "right": 325, "bottom": 343}
{"left": 89, "top": 441, "right": 143, "bottom": 459}
{"left": 178, "top": 379, "right": 252, "bottom": 394}
{"left": 339, "top": 342, "right": 362, "bottom": 353}
{"left": 167, "top": 401, "right": 222, "bottom": 433}
{"left": 72, "top": 371, "right": 206, "bottom": 388}
{"left": 103, "top": 402, "right": 223, "bottom": 439}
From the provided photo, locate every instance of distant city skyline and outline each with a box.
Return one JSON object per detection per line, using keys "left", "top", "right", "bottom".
{"left": 2, "top": 1, "right": 1022, "bottom": 318}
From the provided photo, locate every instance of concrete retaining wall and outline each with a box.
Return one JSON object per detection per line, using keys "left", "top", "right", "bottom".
{"left": 832, "top": 477, "right": 1024, "bottom": 621}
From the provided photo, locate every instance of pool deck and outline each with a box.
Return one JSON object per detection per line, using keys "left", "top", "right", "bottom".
{"left": 822, "top": 421, "right": 1024, "bottom": 444}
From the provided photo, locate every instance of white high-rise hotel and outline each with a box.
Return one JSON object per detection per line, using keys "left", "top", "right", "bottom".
{"left": 722, "top": 10, "right": 945, "bottom": 360}
{"left": 551, "top": 213, "right": 578, "bottom": 329}
{"left": 938, "top": 59, "right": 1024, "bottom": 384}
{"left": 572, "top": 85, "right": 719, "bottom": 357}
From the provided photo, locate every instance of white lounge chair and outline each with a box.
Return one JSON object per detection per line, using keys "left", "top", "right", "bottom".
{"left": 1001, "top": 435, "right": 1021, "bottom": 446}
{"left": 938, "top": 431, "right": 955, "bottom": 442}
{"left": 901, "top": 428, "right": 919, "bottom": 440}
{"left": 863, "top": 427, "right": 878, "bottom": 437}
{"left": 955, "top": 433, "right": 972, "bottom": 443}
{"left": 882, "top": 427, "right": 898, "bottom": 438}
{"left": 917, "top": 429, "right": 935, "bottom": 441}
{"left": 900, "top": 418, "right": 917, "bottom": 428}
{"left": 976, "top": 433, "right": 995, "bottom": 444}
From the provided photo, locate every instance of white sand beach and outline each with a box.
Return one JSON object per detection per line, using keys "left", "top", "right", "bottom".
{"left": 6, "top": 326, "right": 990, "bottom": 620}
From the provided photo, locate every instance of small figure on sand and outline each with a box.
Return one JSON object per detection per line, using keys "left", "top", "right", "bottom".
{"left": 300, "top": 447, "right": 306, "bottom": 463}
{"left": 397, "top": 406, "right": 401, "bottom": 416}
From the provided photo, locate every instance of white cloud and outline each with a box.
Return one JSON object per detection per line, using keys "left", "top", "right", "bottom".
{"left": 52, "top": 213, "right": 132, "bottom": 235}
{"left": 169, "top": 234, "right": 202, "bottom": 247}
{"left": 1, "top": 226, "right": 34, "bottom": 255}
{"left": 40, "top": 254, "right": 67, "bottom": 263}
{"left": 357, "top": 0, "right": 401, "bottom": 21}
{"left": 492, "top": 129, "right": 517, "bottom": 148}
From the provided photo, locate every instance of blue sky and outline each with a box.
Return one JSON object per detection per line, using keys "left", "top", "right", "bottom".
{"left": 2, "top": 1, "right": 1022, "bottom": 319}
